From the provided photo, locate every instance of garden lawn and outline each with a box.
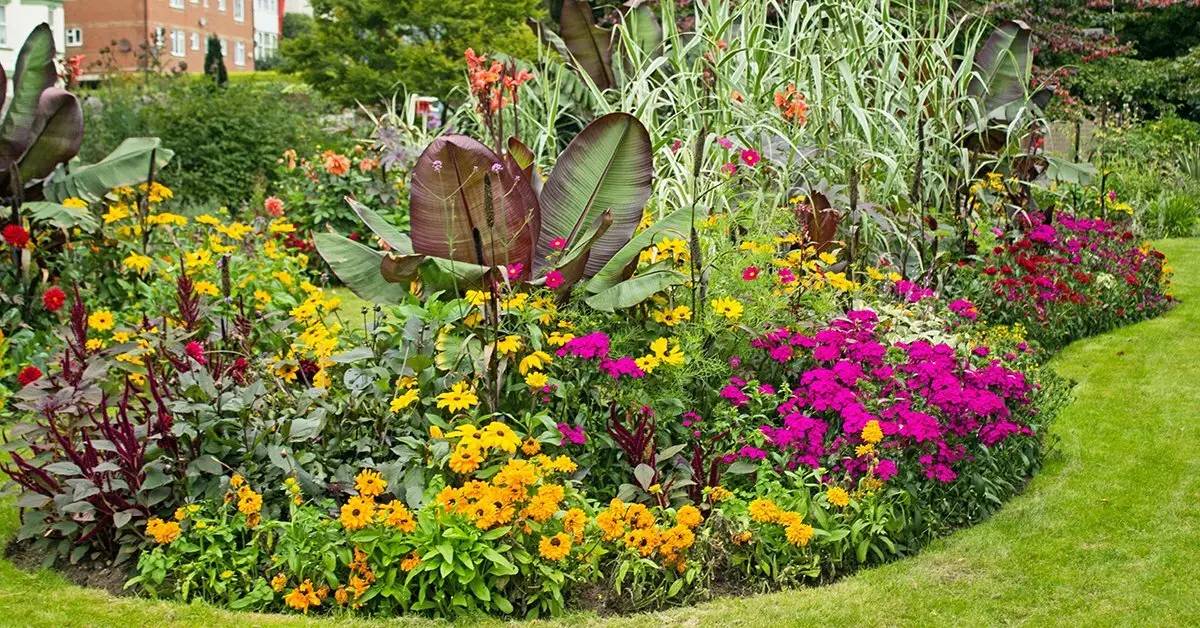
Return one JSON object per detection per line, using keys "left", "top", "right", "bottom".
{"left": 2, "top": 241, "right": 1199, "bottom": 627}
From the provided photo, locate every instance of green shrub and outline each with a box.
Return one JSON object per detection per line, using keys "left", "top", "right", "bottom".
{"left": 79, "top": 78, "right": 338, "bottom": 207}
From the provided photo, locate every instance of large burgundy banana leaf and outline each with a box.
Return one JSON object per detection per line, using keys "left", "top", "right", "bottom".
{"left": 534, "top": 112, "right": 653, "bottom": 277}
{"left": 969, "top": 20, "right": 1033, "bottom": 116}
{"left": 408, "top": 135, "right": 539, "bottom": 279}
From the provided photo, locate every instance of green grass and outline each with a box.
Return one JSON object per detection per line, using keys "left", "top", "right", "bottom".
{"left": 3, "top": 242, "right": 1199, "bottom": 626}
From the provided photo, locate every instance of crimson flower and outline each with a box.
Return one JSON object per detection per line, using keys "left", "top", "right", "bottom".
{"left": 549, "top": 238, "right": 567, "bottom": 251}
{"left": 740, "top": 149, "right": 761, "bottom": 167}
{"left": 3, "top": 224, "right": 30, "bottom": 248}
{"left": 42, "top": 287, "right": 66, "bottom": 312}
{"left": 17, "top": 366, "right": 43, "bottom": 387}
{"left": 742, "top": 266, "right": 760, "bottom": 281}
{"left": 545, "top": 270, "right": 564, "bottom": 289}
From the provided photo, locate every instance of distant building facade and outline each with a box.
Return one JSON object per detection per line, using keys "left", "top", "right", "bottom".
{"left": 251, "top": 0, "right": 277, "bottom": 63}
{"left": 0, "top": 0, "right": 66, "bottom": 75}
{"left": 64, "top": 0, "right": 256, "bottom": 80}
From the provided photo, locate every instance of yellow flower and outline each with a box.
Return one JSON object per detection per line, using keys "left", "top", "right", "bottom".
{"left": 496, "top": 335, "right": 522, "bottom": 355}
{"left": 649, "top": 337, "right": 684, "bottom": 366}
{"left": 861, "top": 420, "right": 883, "bottom": 444}
{"left": 88, "top": 310, "right": 115, "bottom": 332}
{"left": 786, "top": 522, "right": 814, "bottom": 546}
{"left": 273, "top": 271, "right": 294, "bottom": 286}
{"left": 196, "top": 214, "right": 221, "bottom": 226}
{"left": 436, "top": 381, "right": 479, "bottom": 413}
{"left": 856, "top": 443, "right": 875, "bottom": 457}
{"left": 464, "top": 290, "right": 490, "bottom": 307}
{"left": 238, "top": 489, "right": 263, "bottom": 516}
{"left": 401, "top": 552, "right": 421, "bottom": 571}
{"left": 547, "top": 331, "right": 575, "bottom": 347}
{"left": 623, "top": 527, "right": 661, "bottom": 557}
{"left": 538, "top": 533, "right": 572, "bottom": 561}
{"left": 145, "top": 518, "right": 182, "bottom": 544}
{"left": 254, "top": 289, "right": 272, "bottom": 310}
{"left": 653, "top": 305, "right": 692, "bottom": 326}
{"left": 269, "top": 219, "right": 297, "bottom": 233}
{"left": 62, "top": 197, "right": 89, "bottom": 208}
{"left": 86, "top": 338, "right": 105, "bottom": 351}
{"left": 146, "top": 212, "right": 187, "bottom": 227}
{"left": 635, "top": 354, "right": 660, "bottom": 374}
{"left": 340, "top": 495, "right": 376, "bottom": 530}
{"left": 710, "top": 297, "right": 744, "bottom": 321}
{"left": 194, "top": 280, "right": 219, "bottom": 296}
{"left": 818, "top": 252, "right": 838, "bottom": 265}
{"left": 284, "top": 580, "right": 321, "bottom": 613}
{"left": 378, "top": 500, "right": 417, "bottom": 532}
{"left": 521, "top": 437, "right": 541, "bottom": 456}
{"left": 271, "top": 573, "right": 287, "bottom": 592}
{"left": 355, "top": 469, "right": 387, "bottom": 498}
{"left": 448, "top": 445, "right": 484, "bottom": 474}
{"left": 390, "top": 388, "right": 419, "bottom": 412}
{"left": 518, "top": 350, "right": 552, "bottom": 374}
{"left": 524, "top": 371, "right": 548, "bottom": 389}
{"left": 676, "top": 505, "right": 703, "bottom": 529}
{"left": 826, "top": 486, "right": 850, "bottom": 508}
{"left": 102, "top": 203, "right": 130, "bottom": 223}
{"left": 216, "top": 222, "right": 254, "bottom": 240}
{"left": 123, "top": 253, "right": 153, "bottom": 274}
{"left": 748, "top": 498, "right": 781, "bottom": 523}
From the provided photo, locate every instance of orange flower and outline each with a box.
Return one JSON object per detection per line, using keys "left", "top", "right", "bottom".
{"left": 324, "top": 153, "right": 351, "bottom": 176}
{"left": 538, "top": 532, "right": 572, "bottom": 560}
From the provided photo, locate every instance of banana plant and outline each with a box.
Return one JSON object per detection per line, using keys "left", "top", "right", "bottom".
{"left": 964, "top": 20, "right": 1052, "bottom": 153}
{"left": 531, "top": 0, "right": 663, "bottom": 94}
{"left": 319, "top": 112, "right": 693, "bottom": 310}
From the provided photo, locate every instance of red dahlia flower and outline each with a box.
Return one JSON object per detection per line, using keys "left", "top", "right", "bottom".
{"left": 3, "top": 224, "right": 30, "bottom": 248}
{"left": 17, "top": 366, "right": 43, "bottom": 387}
{"left": 41, "top": 287, "right": 66, "bottom": 312}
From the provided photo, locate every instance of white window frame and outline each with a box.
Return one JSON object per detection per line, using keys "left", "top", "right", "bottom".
{"left": 234, "top": 41, "right": 246, "bottom": 66}
{"left": 170, "top": 0, "right": 184, "bottom": 8}
{"left": 0, "top": 6, "right": 9, "bottom": 48}
{"left": 170, "top": 30, "right": 185, "bottom": 57}
{"left": 190, "top": 32, "right": 200, "bottom": 51}
{"left": 65, "top": 28, "right": 83, "bottom": 48}
{"left": 234, "top": 0, "right": 244, "bottom": 22}
{"left": 218, "top": 0, "right": 227, "bottom": 11}
{"left": 220, "top": 38, "right": 227, "bottom": 57}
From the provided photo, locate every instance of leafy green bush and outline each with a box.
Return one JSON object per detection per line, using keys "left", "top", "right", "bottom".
{"left": 79, "top": 78, "right": 337, "bottom": 207}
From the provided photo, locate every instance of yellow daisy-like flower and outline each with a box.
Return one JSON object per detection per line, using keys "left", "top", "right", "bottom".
{"left": 748, "top": 498, "right": 781, "bottom": 523}
{"left": 826, "top": 486, "right": 850, "bottom": 508}
{"left": 496, "top": 335, "right": 522, "bottom": 355}
{"left": 635, "top": 354, "right": 660, "bottom": 374}
{"left": 390, "top": 388, "right": 419, "bottom": 412}
{"left": 194, "top": 280, "right": 219, "bottom": 296}
{"left": 101, "top": 203, "right": 130, "bottom": 224}
{"left": 538, "top": 533, "right": 572, "bottom": 561}
{"left": 861, "top": 420, "right": 883, "bottom": 444}
{"left": 524, "top": 371, "right": 548, "bottom": 389}
{"left": 710, "top": 297, "right": 744, "bottom": 321}
{"left": 676, "top": 505, "right": 703, "bottom": 529}
{"left": 547, "top": 331, "right": 575, "bottom": 347}
{"left": 464, "top": 290, "right": 490, "bottom": 307}
{"left": 448, "top": 445, "right": 484, "bottom": 474}
{"left": 195, "top": 214, "right": 222, "bottom": 226}
{"left": 88, "top": 310, "right": 115, "bottom": 332}
{"left": 518, "top": 350, "right": 552, "bottom": 375}
{"left": 340, "top": 495, "right": 376, "bottom": 531}
{"left": 354, "top": 469, "right": 387, "bottom": 498}
{"left": 123, "top": 253, "right": 153, "bottom": 274}
{"left": 653, "top": 305, "right": 692, "bottom": 326}
{"left": 436, "top": 381, "right": 479, "bottom": 413}
{"left": 786, "top": 522, "right": 814, "bottom": 546}
{"left": 649, "top": 337, "right": 684, "bottom": 366}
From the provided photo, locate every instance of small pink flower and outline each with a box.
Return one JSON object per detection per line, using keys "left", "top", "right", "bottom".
{"left": 670, "top": 140, "right": 683, "bottom": 152}
{"left": 740, "top": 149, "right": 761, "bottom": 167}
{"left": 742, "top": 266, "right": 760, "bottom": 281}
{"left": 507, "top": 263, "right": 524, "bottom": 279}
{"left": 721, "top": 162, "right": 738, "bottom": 176}
{"left": 778, "top": 268, "right": 796, "bottom": 284}
{"left": 716, "top": 137, "right": 734, "bottom": 150}
{"left": 549, "top": 237, "right": 567, "bottom": 250}
{"left": 545, "top": 270, "right": 564, "bottom": 289}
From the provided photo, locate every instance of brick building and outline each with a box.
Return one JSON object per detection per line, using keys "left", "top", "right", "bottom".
{"left": 64, "top": 0, "right": 256, "bottom": 80}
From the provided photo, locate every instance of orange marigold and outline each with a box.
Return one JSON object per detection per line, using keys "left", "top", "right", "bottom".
{"left": 538, "top": 532, "right": 572, "bottom": 561}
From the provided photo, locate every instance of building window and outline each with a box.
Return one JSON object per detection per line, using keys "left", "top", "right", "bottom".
{"left": 171, "top": 30, "right": 185, "bottom": 57}
{"left": 234, "top": 0, "right": 244, "bottom": 22}
{"left": 66, "top": 28, "right": 83, "bottom": 47}
{"left": 220, "top": 39, "right": 227, "bottom": 58}
{"left": 170, "top": 0, "right": 184, "bottom": 8}
{"left": 0, "top": 7, "right": 8, "bottom": 48}
{"left": 234, "top": 41, "right": 246, "bottom": 66}
{"left": 154, "top": 27, "right": 165, "bottom": 49}
{"left": 191, "top": 32, "right": 200, "bottom": 51}
{"left": 218, "top": 0, "right": 226, "bottom": 11}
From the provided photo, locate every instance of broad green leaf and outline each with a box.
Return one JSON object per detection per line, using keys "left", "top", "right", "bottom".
{"left": 348, "top": 196, "right": 413, "bottom": 253}
{"left": 535, "top": 113, "right": 653, "bottom": 277}
{"left": 313, "top": 231, "right": 408, "bottom": 304}
{"left": 587, "top": 205, "right": 693, "bottom": 293}
{"left": 22, "top": 201, "right": 99, "bottom": 231}
{"left": 0, "top": 24, "right": 57, "bottom": 167}
{"left": 970, "top": 20, "right": 1032, "bottom": 115}
{"left": 584, "top": 267, "right": 686, "bottom": 311}
{"left": 44, "top": 137, "right": 175, "bottom": 203}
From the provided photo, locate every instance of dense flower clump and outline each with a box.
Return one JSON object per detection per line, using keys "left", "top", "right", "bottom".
{"left": 732, "top": 310, "right": 1035, "bottom": 484}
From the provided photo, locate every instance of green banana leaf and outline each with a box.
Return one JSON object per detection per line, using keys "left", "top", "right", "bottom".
{"left": 347, "top": 196, "right": 413, "bottom": 253}
{"left": 585, "top": 266, "right": 687, "bottom": 312}
{"left": 44, "top": 138, "right": 175, "bottom": 203}
{"left": 587, "top": 205, "right": 694, "bottom": 294}
{"left": 22, "top": 201, "right": 99, "bottom": 231}
{"left": 313, "top": 231, "right": 409, "bottom": 304}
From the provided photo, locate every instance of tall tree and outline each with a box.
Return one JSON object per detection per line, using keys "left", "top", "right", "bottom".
{"left": 204, "top": 34, "right": 228, "bottom": 86}
{"left": 280, "top": 0, "right": 542, "bottom": 107}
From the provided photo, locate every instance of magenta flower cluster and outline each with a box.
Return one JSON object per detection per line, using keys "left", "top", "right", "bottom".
{"left": 730, "top": 310, "right": 1035, "bottom": 484}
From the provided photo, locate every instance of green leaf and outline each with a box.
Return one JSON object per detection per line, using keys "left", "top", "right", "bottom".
{"left": 469, "top": 576, "right": 491, "bottom": 601}
{"left": 585, "top": 267, "right": 686, "bottom": 312}
{"left": 43, "top": 461, "right": 82, "bottom": 476}
{"left": 313, "top": 230, "right": 408, "bottom": 304}
{"left": 587, "top": 205, "right": 694, "bottom": 293}
{"left": 969, "top": 20, "right": 1033, "bottom": 115}
{"left": 18, "top": 88, "right": 84, "bottom": 183}
{"left": 44, "top": 137, "right": 175, "bottom": 203}
{"left": 347, "top": 196, "right": 412, "bottom": 253}
{"left": 535, "top": 112, "right": 653, "bottom": 277}
{"left": 21, "top": 201, "right": 98, "bottom": 231}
